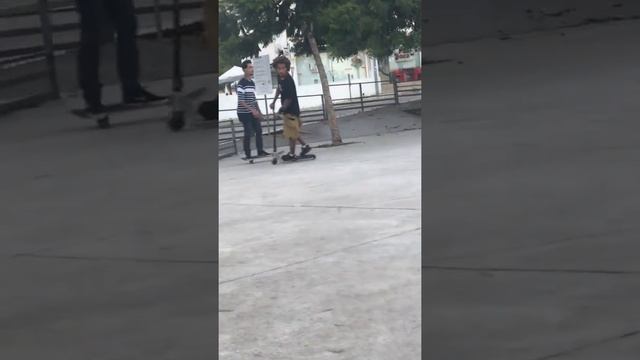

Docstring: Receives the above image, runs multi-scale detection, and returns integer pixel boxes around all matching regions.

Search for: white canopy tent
[218,66,244,84]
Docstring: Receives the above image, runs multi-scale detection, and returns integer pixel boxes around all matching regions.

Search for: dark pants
[238,113,264,157]
[76,0,141,107]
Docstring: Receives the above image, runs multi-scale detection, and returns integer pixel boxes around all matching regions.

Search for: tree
[219,1,277,73]
[219,0,421,145]
[318,0,421,59]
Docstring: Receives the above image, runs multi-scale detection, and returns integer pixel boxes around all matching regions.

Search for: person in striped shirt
[237,60,269,159]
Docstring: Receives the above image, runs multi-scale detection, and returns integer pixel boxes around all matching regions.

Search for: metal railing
[218,120,238,159]
[0,0,58,114]
[0,0,204,116]
[217,78,421,158]
[218,79,421,135]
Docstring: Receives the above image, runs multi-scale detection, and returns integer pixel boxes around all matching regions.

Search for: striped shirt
[236,77,258,114]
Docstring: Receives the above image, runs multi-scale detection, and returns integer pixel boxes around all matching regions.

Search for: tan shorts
[282,113,302,139]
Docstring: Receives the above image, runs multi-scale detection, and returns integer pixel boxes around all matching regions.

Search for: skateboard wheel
[97,117,111,129]
[272,158,278,165]
[168,111,185,131]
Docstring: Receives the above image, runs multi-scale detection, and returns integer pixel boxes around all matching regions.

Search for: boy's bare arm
[270,88,281,109]
[280,98,292,112]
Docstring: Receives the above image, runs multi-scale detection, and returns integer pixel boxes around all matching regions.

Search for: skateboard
[70,108,111,129]
[242,152,283,164]
[281,153,316,163]
[240,112,317,165]
[69,101,168,129]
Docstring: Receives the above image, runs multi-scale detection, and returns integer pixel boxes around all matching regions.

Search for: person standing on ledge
[76,0,165,122]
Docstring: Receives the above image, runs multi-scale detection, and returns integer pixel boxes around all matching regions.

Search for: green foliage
[219,0,274,71]
[219,0,421,71]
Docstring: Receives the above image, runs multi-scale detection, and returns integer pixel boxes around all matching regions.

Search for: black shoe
[85,103,106,115]
[300,145,311,156]
[85,104,110,129]
[282,153,297,161]
[123,88,167,104]
[257,151,270,157]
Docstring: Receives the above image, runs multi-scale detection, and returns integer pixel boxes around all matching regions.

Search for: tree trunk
[306,31,342,144]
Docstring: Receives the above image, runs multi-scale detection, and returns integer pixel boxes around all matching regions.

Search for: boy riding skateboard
[269,55,311,161]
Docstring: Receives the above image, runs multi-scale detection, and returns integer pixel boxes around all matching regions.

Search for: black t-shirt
[277,75,300,116]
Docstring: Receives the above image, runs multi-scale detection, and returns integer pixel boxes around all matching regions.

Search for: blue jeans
[76,0,140,107]
[237,113,264,157]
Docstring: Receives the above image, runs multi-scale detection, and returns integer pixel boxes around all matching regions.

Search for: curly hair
[272,55,291,71]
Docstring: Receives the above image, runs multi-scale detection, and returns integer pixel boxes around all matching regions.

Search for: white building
[219,31,420,119]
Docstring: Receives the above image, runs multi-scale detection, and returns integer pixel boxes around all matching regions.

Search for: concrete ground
[219,110,422,359]
[424,19,640,359]
[0,82,216,359]
[424,0,640,45]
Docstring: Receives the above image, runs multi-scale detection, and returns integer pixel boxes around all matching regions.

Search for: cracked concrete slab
[0,95,216,359]
[1,258,215,360]
[424,19,640,359]
[219,128,421,359]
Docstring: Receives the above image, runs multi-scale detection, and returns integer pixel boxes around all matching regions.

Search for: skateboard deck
[69,100,168,119]
[242,151,284,164]
[281,154,316,163]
